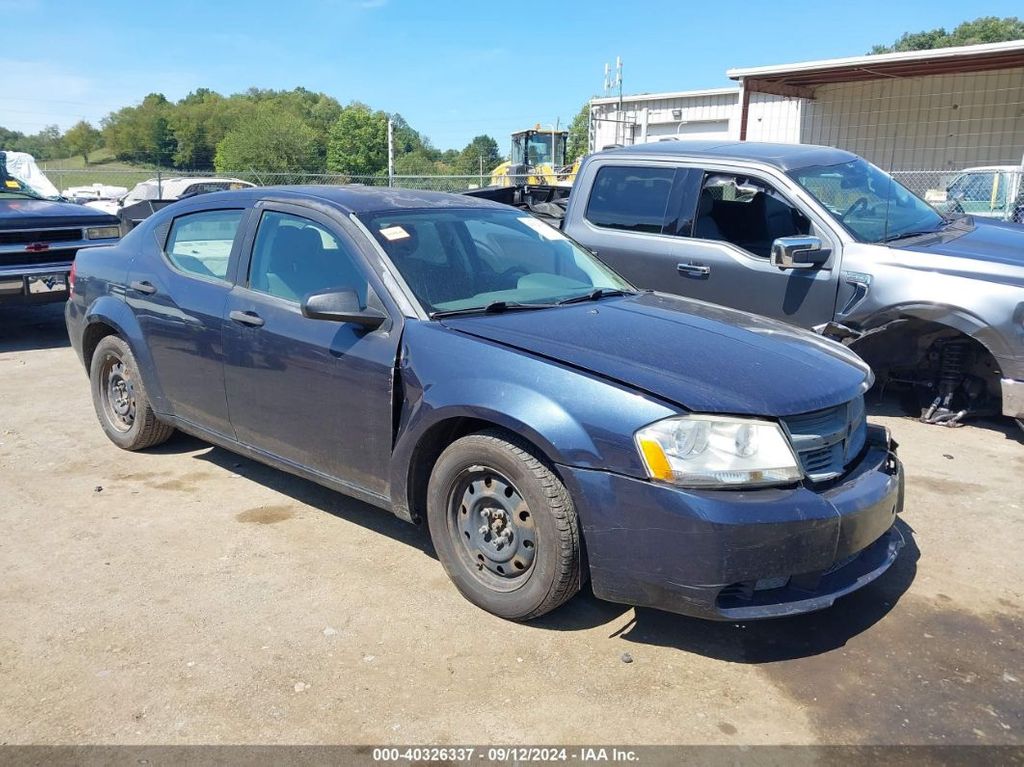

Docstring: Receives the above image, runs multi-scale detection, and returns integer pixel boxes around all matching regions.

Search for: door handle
[229,310,265,328]
[129,280,157,295]
[677,262,711,279]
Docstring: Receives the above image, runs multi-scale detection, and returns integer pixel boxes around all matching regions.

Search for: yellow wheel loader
[490,127,580,187]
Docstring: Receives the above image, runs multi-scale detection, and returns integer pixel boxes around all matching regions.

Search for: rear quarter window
[584,165,675,233]
[164,209,244,281]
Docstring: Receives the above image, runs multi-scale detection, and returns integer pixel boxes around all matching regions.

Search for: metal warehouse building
[590,40,1024,175]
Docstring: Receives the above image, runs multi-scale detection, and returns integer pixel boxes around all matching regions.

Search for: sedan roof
[600,140,860,171]
[187,185,509,215]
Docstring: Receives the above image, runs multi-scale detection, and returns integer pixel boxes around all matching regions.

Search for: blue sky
[1,0,1020,151]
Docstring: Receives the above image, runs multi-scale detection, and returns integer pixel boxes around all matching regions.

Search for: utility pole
[387,117,394,188]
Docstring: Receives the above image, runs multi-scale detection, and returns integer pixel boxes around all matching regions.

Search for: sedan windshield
[360,208,633,316]
[790,159,945,243]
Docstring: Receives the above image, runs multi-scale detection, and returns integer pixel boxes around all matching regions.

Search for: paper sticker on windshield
[379,225,410,241]
[4,180,19,189]
[518,216,562,240]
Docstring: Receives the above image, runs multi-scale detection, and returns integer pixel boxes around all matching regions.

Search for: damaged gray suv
[560,142,1024,432]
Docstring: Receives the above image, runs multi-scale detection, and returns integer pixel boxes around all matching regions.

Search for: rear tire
[90,335,174,451]
[426,430,582,621]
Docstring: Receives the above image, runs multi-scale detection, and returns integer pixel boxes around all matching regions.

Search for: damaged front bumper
[561,425,904,621]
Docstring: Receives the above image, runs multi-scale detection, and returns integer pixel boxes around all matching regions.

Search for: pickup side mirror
[301,288,386,329]
[770,236,829,270]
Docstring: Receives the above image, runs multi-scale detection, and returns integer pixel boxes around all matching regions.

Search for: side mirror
[301,288,386,329]
[770,236,829,270]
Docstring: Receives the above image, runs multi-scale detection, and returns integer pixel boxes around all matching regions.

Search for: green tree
[566,100,592,164]
[10,125,65,160]
[871,16,1024,53]
[326,103,389,176]
[63,120,102,164]
[455,135,502,175]
[214,105,320,173]
[101,93,175,165]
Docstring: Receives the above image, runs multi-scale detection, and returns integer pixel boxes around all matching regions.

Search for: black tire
[90,335,174,451]
[426,430,582,621]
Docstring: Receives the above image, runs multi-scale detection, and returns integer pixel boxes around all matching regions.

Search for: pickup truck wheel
[427,430,581,621]
[90,336,174,451]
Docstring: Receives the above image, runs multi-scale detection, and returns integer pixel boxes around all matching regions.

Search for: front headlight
[85,225,120,240]
[635,415,802,488]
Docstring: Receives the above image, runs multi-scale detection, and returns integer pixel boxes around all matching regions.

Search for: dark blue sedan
[65,186,904,621]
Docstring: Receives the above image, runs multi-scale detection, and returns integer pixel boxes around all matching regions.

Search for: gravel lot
[1,303,1022,746]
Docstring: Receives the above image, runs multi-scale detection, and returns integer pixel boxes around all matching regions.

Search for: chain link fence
[36,163,1024,224]
[39,165,520,197]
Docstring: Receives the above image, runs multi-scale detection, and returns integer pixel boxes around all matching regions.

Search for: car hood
[441,292,870,417]
[0,197,120,229]
[897,217,1024,274]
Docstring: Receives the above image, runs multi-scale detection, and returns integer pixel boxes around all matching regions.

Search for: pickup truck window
[585,166,674,233]
[691,173,810,258]
[164,209,243,281]
[948,172,1007,210]
[791,159,944,243]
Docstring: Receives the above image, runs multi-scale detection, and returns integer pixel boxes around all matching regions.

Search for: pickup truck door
[568,160,841,329]
[222,202,401,499]
[661,168,840,328]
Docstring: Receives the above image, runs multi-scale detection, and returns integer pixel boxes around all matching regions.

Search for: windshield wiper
[881,228,943,243]
[556,287,635,305]
[431,300,556,319]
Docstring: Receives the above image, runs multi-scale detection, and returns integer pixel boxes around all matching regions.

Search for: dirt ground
[1,303,1022,746]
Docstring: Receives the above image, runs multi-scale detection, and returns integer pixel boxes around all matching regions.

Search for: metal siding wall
[590,92,739,148]
[745,93,803,142]
[801,67,1024,169]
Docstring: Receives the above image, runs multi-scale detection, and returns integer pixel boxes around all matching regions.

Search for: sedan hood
[0,197,120,229]
[442,292,870,417]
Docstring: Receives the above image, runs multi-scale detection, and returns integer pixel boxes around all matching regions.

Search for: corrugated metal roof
[727,39,1024,88]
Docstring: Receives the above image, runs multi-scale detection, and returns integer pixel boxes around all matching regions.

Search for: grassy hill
[39,149,159,192]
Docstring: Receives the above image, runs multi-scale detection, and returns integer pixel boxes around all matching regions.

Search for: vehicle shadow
[0,303,71,352]
[159,432,434,557]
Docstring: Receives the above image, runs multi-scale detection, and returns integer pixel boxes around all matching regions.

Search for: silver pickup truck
[554,141,1024,432]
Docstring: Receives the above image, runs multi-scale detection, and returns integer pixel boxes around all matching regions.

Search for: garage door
[642,120,730,143]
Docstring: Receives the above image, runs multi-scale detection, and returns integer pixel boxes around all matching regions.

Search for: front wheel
[426,430,582,621]
[90,335,174,451]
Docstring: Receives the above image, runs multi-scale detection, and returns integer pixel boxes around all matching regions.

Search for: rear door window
[164,209,244,281]
[584,165,675,233]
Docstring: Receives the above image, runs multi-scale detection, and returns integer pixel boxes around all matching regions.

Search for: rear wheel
[90,335,174,450]
[426,430,582,621]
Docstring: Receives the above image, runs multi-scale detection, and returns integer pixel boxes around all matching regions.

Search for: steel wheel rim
[447,465,537,591]
[102,354,136,432]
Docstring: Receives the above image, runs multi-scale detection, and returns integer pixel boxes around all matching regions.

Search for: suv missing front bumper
[561,425,904,621]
